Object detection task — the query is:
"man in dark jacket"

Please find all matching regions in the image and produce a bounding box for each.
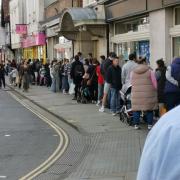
[70,55,85,100]
[106,56,122,116]
[99,52,117,112]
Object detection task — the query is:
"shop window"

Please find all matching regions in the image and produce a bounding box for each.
[175,7,180,25]
[115,16,149,35]
[173,37,180,57]
[114,41,150,62]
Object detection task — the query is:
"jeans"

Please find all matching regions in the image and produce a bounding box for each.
[133,111,153,125]
[62,76,69,91]
[165,92,180,111]
[0,76,5,88]
[110,88,120,113]
[98,84,104,101]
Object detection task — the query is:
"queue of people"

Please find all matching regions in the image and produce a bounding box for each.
[2,53,180,130]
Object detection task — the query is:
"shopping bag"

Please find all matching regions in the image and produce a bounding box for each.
[69,83,75,95]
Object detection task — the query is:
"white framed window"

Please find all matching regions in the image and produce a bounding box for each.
[83,0,97,7]
[174,6,180,26]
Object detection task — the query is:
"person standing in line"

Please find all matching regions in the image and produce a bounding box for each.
[77,52,84,64]
[86,58,99,103]
[164,57,180,111]
[99,52,117,112]
[0,63,6,89]
[50,60,60,93]
[131,58,158,130]
[106,57,122,116]
[61,59,69,94]
[96,56,105,106]
[121,53,138,93]
[70,55,85,100]
[155,59,167,116]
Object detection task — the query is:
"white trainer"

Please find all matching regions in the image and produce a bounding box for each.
[99,106,105,112]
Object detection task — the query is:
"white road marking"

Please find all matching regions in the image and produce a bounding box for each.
[0,176,7,178]
[8,91,69,180]
[53,134,58,137]
[4,135,11,137]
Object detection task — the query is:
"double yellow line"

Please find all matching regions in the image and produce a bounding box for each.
[8,92,69,180]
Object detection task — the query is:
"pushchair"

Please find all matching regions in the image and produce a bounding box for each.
[77,79,91,104]
[119,87,133,125]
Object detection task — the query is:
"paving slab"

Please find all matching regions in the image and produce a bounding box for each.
[8,84,148,180]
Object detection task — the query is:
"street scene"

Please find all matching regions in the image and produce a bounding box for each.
[0,0,180,180]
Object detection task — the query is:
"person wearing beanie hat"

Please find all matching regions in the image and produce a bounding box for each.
[164,57,180,111]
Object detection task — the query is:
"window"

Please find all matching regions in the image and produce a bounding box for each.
[173,37,180,57]
[175,7,180,25]
[115,16,149,35]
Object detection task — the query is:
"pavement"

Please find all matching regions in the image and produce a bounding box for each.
[0,89,59,180]
[8,83,148,180]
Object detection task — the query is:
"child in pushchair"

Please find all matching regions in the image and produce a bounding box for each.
[119,86,133,125]
[77,79,91,104]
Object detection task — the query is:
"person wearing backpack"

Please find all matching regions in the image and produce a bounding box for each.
[164,57,180,111]
[70,55,85,100]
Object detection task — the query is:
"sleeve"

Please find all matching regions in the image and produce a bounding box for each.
[121,65,126,85]
[106,67,112,84]
[150,71,157,89]
[155,70,161,81]
[166,66,178,86]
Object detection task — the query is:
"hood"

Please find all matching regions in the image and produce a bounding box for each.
[172,57,180,65]
[134,64,149,74]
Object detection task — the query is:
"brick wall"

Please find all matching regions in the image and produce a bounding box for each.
[45,0,83,20]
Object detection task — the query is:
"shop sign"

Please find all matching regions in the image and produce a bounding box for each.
[22,33,46,48]
[16,24,27,34]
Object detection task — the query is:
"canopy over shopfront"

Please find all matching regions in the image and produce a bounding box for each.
[59,7,107,58]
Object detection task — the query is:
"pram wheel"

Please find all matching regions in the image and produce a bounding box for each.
[120,112,132,125]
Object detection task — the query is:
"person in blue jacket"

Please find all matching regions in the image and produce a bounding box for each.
[137,105,180,180]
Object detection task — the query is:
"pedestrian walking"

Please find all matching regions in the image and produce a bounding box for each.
[131,58,158,130]
[22,61,30,92]
[0,63,6,89]
[70,55,85,100]
[164,57,180,111]
[106,56,122,116]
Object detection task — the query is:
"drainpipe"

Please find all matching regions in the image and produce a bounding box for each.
[106,24,109,57]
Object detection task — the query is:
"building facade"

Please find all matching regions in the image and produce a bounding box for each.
[58,0,107,60]
[10,0,46,63]
[1,0,14,61]
[102,0,180,68]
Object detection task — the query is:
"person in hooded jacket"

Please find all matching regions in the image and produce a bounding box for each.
[106,57,122,116]
[164,57,180,111]
[155,59,167,116]
[70,55,85,100]
[131,58,158,130]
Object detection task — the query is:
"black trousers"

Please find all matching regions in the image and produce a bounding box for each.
[0,76,5,88]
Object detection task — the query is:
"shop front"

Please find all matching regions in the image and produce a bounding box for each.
[22,32,46,63]
[111,15,150,64]
[59,7,107,59]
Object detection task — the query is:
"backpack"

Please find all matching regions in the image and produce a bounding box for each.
[74,64,84,78]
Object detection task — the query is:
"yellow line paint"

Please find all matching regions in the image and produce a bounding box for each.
[8,92,69,180]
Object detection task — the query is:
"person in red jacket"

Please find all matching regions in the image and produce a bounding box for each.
[96,57,105,106]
